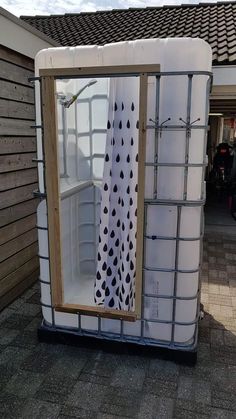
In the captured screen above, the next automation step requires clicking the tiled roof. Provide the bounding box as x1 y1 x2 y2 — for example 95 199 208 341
21 2 236 65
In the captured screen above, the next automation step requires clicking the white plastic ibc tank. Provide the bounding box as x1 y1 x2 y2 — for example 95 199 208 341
36 38 212 348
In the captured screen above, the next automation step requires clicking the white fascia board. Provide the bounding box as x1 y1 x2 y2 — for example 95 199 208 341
0 7 60 59
213 65 236 86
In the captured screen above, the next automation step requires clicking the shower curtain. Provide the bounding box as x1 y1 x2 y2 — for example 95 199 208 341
94 77 139 311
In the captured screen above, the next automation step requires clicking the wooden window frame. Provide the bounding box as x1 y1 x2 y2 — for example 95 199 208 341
40 64 160 321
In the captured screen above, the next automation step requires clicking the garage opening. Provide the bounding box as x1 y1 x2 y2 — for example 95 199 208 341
205 96 236 235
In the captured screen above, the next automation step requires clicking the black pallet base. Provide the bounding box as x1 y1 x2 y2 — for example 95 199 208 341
38 322 197 365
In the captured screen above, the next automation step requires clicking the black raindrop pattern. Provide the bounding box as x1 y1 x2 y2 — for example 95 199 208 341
94 83 139 311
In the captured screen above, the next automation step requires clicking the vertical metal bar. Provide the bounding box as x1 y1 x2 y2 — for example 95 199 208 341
170 205 181 344
70 197 74 282
153 76 160 199
62 104 69 178
201 76 212 200
89 93 93 181
98 316 101 336
183 75 193 200
75 99 79 180
78 312 82 333
75 192 80 278
120 319 124 340
141 203 148 338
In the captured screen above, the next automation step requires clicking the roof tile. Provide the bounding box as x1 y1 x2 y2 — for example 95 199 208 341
20 1 236 65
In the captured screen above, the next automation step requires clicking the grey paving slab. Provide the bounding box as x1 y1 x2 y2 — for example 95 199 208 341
65 381 110 410
19 399 61 419
138 394 174 419
0 393 26 419
5 369 44 397
59 405 97 418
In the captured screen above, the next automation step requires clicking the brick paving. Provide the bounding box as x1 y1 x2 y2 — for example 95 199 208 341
0 232 236 418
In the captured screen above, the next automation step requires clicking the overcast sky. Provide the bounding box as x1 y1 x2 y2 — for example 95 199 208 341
0 0 229 16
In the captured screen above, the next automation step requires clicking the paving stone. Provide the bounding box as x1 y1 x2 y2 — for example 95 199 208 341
177 376 211 405
0 392 25 419
138 394 174 418
100 402 138 417
143 376 177 398
97 414 127 419
1 313 35 330
211 386 236 411
210 408 236 418
5 370 44 397
111 364 146 390
79 372 112 386
0 364 17 391
20 348 57 373
0 346 31 368
20 399 61 419
49 354 88 379
210 329 225 346
10 330 38 348
175 399 212 417
148 358 179 380
0 307 17 325
0 328 20 345
37 374 77 397
60 405 97 418
66 381 109 410
15 302 41 317
224 330 236 347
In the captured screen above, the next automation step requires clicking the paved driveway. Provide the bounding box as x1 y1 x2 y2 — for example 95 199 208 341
0 232 235 418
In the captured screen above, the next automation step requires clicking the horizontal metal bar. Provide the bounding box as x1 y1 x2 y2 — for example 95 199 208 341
80 154 104 160
79 200 101 206
33 190 47 199
145 162 206 168
143 292 198 300
28 76 41 82
146 124 207 130
144 266 200 273
52 70 212 80
40 300 53 309
38 254 49 260
39 277 50 285
30 124 43 129
143 316 198 326
36 225 48 231
32 158 45 164
154 71 212 77
145 234 202 241
79 240 94 245
144 198 205 206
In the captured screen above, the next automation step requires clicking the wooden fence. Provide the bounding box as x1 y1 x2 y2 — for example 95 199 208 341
0 44 39 310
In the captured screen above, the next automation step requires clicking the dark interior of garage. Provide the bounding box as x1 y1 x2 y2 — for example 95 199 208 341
205 99 236 235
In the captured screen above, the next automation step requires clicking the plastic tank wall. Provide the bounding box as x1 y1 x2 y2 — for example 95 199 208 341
36 38 212 349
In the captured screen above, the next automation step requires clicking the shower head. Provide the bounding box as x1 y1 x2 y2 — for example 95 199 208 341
62 79 97 108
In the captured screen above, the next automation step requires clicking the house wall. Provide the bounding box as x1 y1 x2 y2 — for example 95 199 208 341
0 44 39 310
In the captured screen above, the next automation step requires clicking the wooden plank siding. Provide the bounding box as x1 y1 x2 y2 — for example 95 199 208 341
0 45 39 310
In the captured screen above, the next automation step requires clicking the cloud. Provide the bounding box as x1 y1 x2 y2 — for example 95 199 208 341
0 0 113 16
0 0 231 17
